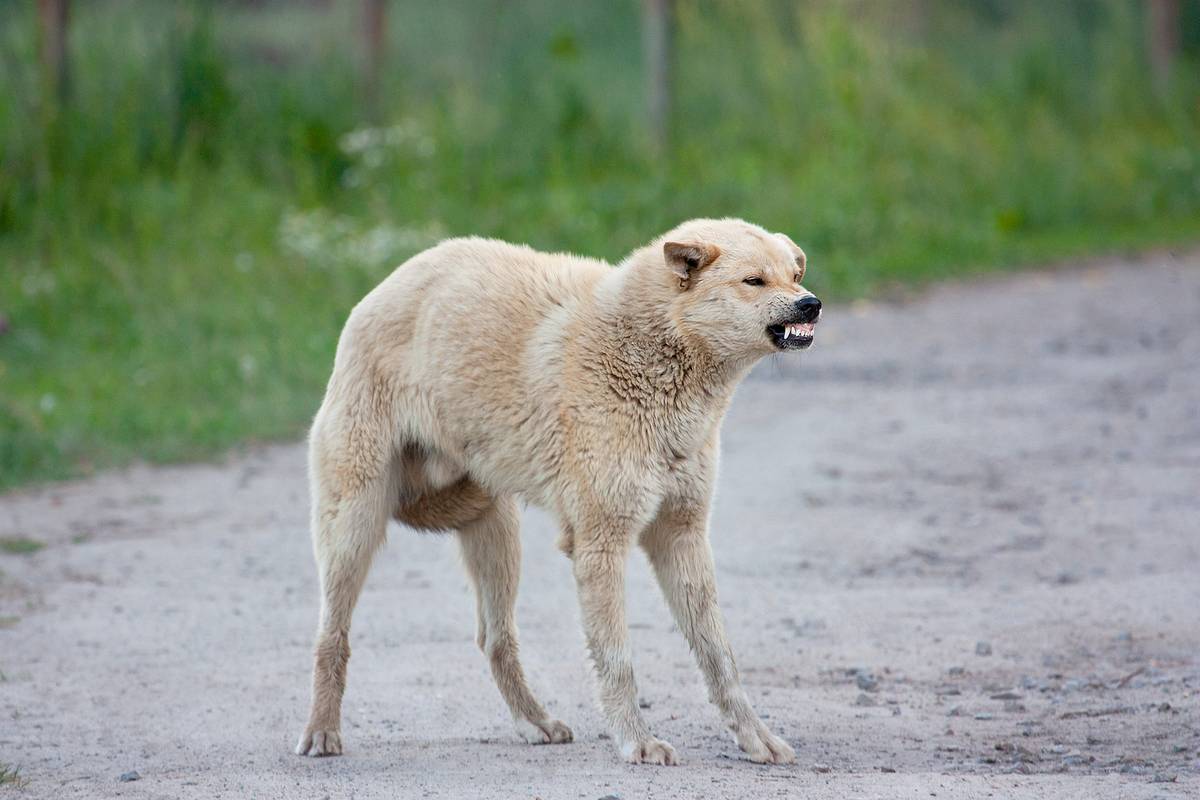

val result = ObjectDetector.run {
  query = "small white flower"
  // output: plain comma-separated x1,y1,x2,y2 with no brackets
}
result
22,272,56,297
339,119,435,162
278,208,444,271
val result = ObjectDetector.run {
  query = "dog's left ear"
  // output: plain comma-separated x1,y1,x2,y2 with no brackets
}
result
664,241,721,287
775,233,807,282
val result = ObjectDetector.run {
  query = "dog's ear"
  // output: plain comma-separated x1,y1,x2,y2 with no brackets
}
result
775,233,807,282
664,241,721,286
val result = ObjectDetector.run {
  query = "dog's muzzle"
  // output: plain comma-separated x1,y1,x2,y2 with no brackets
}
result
768,295,821,350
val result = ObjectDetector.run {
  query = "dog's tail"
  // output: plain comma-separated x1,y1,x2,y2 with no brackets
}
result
393,477,493,532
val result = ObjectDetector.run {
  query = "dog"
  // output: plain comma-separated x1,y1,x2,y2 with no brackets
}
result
296,218,821,765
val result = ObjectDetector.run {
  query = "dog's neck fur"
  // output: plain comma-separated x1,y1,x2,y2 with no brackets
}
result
581,247,754,424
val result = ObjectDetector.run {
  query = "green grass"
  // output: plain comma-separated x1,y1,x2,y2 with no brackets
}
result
0,763,27,789
0,538,43,556
1,0,1199,490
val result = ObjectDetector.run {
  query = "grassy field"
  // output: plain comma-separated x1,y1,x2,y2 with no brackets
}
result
1,0,1199,490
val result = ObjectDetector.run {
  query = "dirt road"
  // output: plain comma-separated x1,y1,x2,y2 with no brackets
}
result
2,253,1198,799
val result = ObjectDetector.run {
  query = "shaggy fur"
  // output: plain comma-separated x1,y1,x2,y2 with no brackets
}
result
296,218,820,765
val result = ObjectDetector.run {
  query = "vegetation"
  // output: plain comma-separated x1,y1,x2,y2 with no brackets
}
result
0,537,44,555
1,0,1198,490
0,762,27,788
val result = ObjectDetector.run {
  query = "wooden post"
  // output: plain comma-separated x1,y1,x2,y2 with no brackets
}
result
1147,0,1181,94
363,0,387,118
37,0,70,102
642,0,672,154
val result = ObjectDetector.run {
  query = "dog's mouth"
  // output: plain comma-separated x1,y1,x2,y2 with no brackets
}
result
768,321,816,350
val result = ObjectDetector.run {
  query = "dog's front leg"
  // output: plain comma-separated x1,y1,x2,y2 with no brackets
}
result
640,504,796,764
571,530,679,765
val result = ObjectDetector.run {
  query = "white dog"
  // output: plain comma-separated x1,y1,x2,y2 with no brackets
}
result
297,218,821,765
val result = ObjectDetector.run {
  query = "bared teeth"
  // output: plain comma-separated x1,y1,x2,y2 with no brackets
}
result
779,322,816,341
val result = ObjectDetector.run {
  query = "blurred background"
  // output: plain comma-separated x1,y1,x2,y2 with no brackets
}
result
1,0,1199,491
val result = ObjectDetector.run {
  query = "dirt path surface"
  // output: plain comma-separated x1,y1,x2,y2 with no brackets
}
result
3,254,1199,799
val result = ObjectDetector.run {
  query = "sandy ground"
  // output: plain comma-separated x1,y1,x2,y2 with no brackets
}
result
2,252,1199,800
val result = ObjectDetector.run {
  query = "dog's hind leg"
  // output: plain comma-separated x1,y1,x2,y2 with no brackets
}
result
458,496,573,745
296,411,394,757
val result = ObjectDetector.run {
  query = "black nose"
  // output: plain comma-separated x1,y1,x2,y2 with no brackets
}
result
794,295,822,323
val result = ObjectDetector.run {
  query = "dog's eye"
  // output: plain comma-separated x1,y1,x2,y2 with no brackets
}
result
743,277,765,286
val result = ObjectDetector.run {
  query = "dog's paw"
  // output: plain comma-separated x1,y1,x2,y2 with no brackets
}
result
515,717,574,745
735,724,795,764
621,736,680,766
296,728,343,757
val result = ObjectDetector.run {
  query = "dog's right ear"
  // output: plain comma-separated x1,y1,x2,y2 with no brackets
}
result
664,241,721,288
775,233,807,282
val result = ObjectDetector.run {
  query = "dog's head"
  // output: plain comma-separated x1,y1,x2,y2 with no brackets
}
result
659,219,821,360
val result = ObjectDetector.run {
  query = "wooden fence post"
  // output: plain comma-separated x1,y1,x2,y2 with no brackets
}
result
642,0,672,154
37,0,70,103
363,0,387,119
1147,0,1181,94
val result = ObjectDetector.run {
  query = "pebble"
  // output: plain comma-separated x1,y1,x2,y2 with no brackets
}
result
974,713,994,721
948,666,965,676
856,673,880,692
990,690,1022,700
637,698,651,709
975,641,993,656
855,693,877,707
994,742,1040,763
812,763,832,773
118,771,141,782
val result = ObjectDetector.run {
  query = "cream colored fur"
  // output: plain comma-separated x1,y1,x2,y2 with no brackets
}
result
296,218,819,766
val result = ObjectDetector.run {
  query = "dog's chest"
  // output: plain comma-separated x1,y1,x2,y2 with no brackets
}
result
646,415,716,496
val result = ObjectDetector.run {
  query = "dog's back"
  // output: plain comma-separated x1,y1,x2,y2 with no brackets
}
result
317,237,609,499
